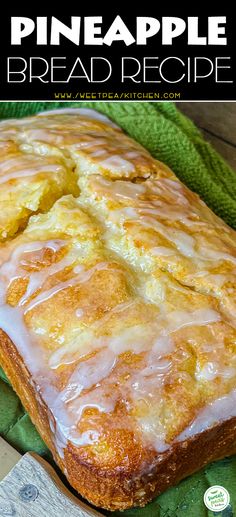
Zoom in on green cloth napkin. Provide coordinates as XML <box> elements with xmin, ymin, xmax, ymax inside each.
<box><xmin>0</xmin><ymin>101</ymin><xmax>235</xmax><ymax>517</ymax></box>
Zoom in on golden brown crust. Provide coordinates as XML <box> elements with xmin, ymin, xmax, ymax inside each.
<box><xmin>1</xmin><ymin>329</ymin><xmax>236</xmax><ymax>511</ymax></box>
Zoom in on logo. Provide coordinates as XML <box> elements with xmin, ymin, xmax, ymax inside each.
<box><xmin>204</xmin><ymin>485</ymin><xmax>230</xmax><ymax>512</ymax></box>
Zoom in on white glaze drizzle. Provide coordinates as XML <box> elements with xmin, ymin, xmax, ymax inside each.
<box><xmin>24</xmin><ymin>261</ymin><xmax>122</xmax><ymax>314</ymax></box>
<box><xmin>92</xmin><ymin>176</ymin><xmax>146</xmax><ymax>199</ymax></box>
<box><xmin>177</xmin><ymin>389</ymin><xmax>236</xmax><ymax>442</ymax></box>
<box><xmin>99</xmin><ymin>155</ymin><xmax>135</xmax><ymax>174</ymax></box>
<box><xmin>61</xmin><ymin>349</ymin><xmax>117</xmax><ymax>404</ymax></box>
<box><xmin>151</xmin><ymin>247</ymin><xmax>175</xmax><ymax>257</ymax></box>
<box><xmin>0</xmin><ymin>163</ymin><xmax>62</xmax><ymax>185</ymax></box>
<box><xmin>165</xmin><ymin>309</ymin><xmax>220</xmax><ymax>333</ymax></box>
<box><xmin>0</xmin><ymin>304</ymin><xmax>44</xmax><ymax>372</ymax></box>
<box><xmin>196</xmin><ymin>361</ymin><xmax>236</xmax><ymax>381</ymax></box>
<box><xmin>71</xmin><ymin>139</ymin><xmax>107</xmax><ymax>150</ymax></box>
<box><xmin>38</xmin><ymin>108</ymin><xmax>119</xmax><ymax>129</ymax></box>
<box><xmin>0</xmin><ymin>240</ymin><xmax>66</xmax><ymax>291</ymax></box>
<box><xmin>199</xmin><ymin>247</ymin><xmax>236</xmax><ymax>266</ymax></box>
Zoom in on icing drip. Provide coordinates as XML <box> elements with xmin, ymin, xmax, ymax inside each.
<box><xmin>60</xmin><ymin>349</ymin><xmax>117</xmax><ymax>403</ymax></box>
<box><xmin>100</xmin><ymin>156</ymin><xmax>135</xmax><ymax>174</ymax></box>
<box><xmin>0</xmin><ymin>162</ymin><xmax>62</xmax><ymax>185</ymax></box>
<box><xmin>177</xmin><ymin>389</ymin><xmax>236</xmax><ymax>442</ymax></box>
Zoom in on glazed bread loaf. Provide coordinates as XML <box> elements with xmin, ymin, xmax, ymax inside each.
<box><xmin>0</xmin><ymin>108</ymin><xmax>236</xmax><ymax>511</ymax></box>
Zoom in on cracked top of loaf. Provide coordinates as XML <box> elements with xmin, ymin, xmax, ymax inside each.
<box><xmin>0</xmin><ymin>108</ymin><xmax>235</xmax><ymax>473</ymax></box>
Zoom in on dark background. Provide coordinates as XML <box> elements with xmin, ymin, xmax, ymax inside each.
<box><xmin>0</xmin><ymin>7</ymin><xmax>235</xmax><ymax>101</ymax></box>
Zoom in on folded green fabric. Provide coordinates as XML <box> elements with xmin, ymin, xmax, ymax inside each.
<box><xmin>0</xmin><ymin>101</ymin><xmax>235</xmax><ymax>517</ymax></box>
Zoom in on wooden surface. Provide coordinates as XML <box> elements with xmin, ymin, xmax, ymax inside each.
<box><xmin>0</xmin><ymin>450</ymin><xmax>104</xmax><ymax>517</ymax></box>
<box><xmin>178</xmin><ymin>103</ymin><xmax>236</xmax><ymax>171</ymax></box>
<box><xmin>0</xmin><ymin>436</ymin><xmax>21</xmax><ymax>481</ymax></box>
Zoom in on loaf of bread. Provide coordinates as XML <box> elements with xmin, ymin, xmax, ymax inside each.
<box><xmin>0</xmin><ymin>108</ymin><xmax>235</xmax><ymax>511</ymax></box>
